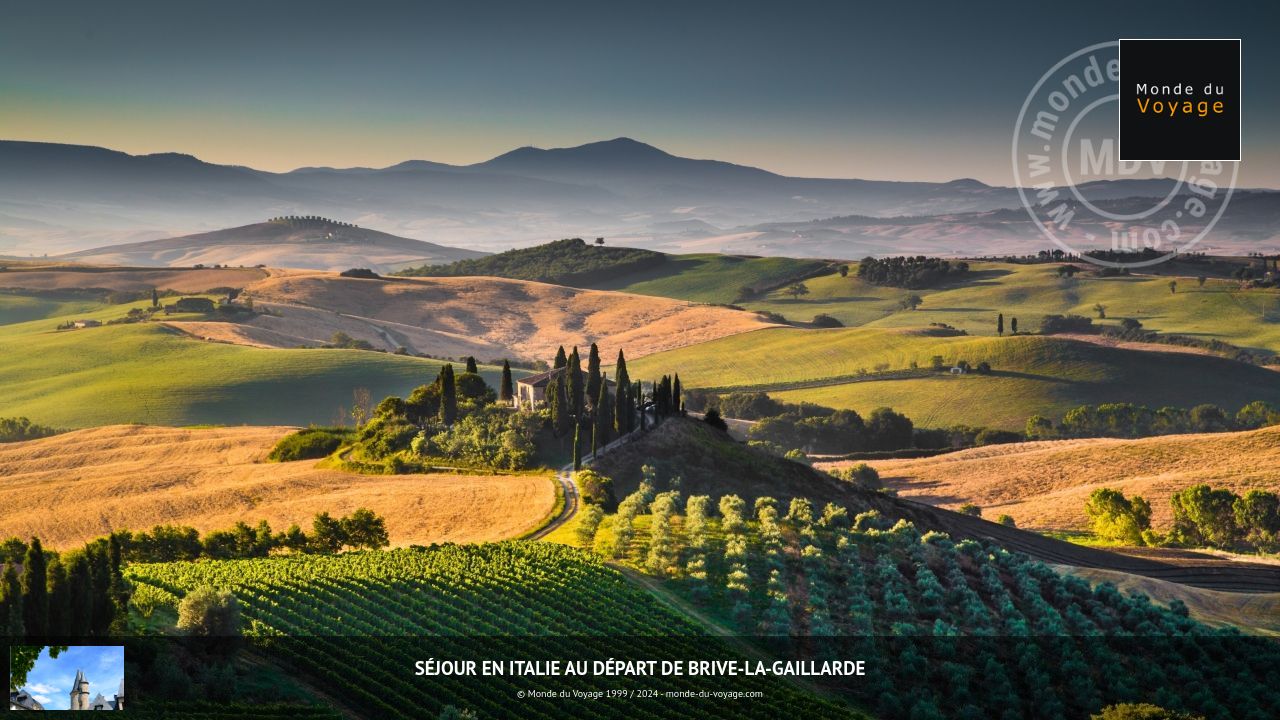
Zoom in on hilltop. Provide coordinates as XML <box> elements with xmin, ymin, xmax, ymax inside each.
<box><xmin>398</xmin><ymin>236</ymin><xmax>666</xmax><ymax>284</ymax></box>
<box><xmin>58</xmin><ymin>217</ymin><xmax>486</xmax><ymax>272</ymax></box>
<box><xmin>0</xmin><ymin>425</ymin><xmax>555</xmax><ymax>548</ymax></box>
<box><xmin>822</xmin><ymin>424</ymin><xmax>1280</xmax><ymax>532</ymax></box>
<box><xmin>175</xmin><ymin>270</ymin><xmax>778</xmax><ymax>362</ymax></box>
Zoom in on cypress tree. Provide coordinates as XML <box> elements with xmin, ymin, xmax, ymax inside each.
<box><xmin>499</xmin><ymin>360</ymin><xmax>514</xmax><ymax>403</ymax></box>
<box><xmin>586</xmin><ymin>343</ymin><xmax>602</xmax><ymax>409</ymax></box>
<box><xmin>22</xmin><ymin>537</ymin><xmax>48</xmax><ymax>637</ymax></box>
<box><xmin>46</xmin><ymin>557</ymin><xmax>69</xmax><ymax>634</ymax></box>
<box><xmin>1011</xmin><ymin>318</ymin><xmax>1018</xmax><ymax>334</ymax></box>
<box><xmin>567</xmin><ymin>347</ymin><xmax>585</xmax><ymax>419</ymax></box>
<box><xmin>572</xmin><ymin>420</ymin><xmax>582</xmax><ymax>471</ymax></box>
<box><xmin>553</xmin><ymin>346</ymin><xmax>567</xmax><ymax>369</ymax></box>
<box><xmin>89</xmin><ymin>544</ymin><xmax>113</xmax><ymax>636</ymax></box>
<box><xmin>673</xmin><ymin>374</ymin><xmax>682</xmax><ymax>415</ymax></box>
<box><xmin>638</xmin><ymin>382</ymin><xmax>648</xmax><ymax>431</ymax></box>
<box><xmin>67</xmin><ymin>552</ymin><xmax>92</xmax><ymax>637</ymax></box>
<box><xmin>997</xmin><ymin>313</ymin><xmax>1004</xmax><ymax>336</ymax></box>
<box><xmin>438</xmin><ymin>364</ymin><xmax>457</xmax><ymax>425</ymax></box>
<box><xmin>614</xmin><ymin>350</ymin><xmax>631</xmax><ymax>435</ymax></box>
<box><xmin>2</xmin><ymin>565</ymin><xmax>22</xmax><ymax>636</ymax></box>
<box><xmin>151</xmin><ymin>287</ymin><xmax>159</xmax><ymax>308</ymax></box>
<box><xmin>465</xmin><ymin>356</ymin><xmax>479</xmax><ymax>374</ymax></box>
<box><xmin>548</xmin><ymin>374</ymin><xmax>571</xmax><ymax>436</ymax></box>
<box><xmin>594</xmin><ymin>373</ymin><xmax>612</xmax><ymax>452</ymax></box>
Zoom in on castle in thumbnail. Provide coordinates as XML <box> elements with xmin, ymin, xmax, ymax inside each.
<box><xmin>8</xmin><ymin>669</ymin><xmax>123</xmax><ymax>711</ymax></box>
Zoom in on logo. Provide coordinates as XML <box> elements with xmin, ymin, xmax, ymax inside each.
<box><xmin>1012</xmin><ymin>41</ymin><xmax>1238</xmax><ymax>268</ymax></box>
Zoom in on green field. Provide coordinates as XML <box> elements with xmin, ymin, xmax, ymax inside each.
<box><xmin>0</xmin><ymin>306</ymin><xmax>506</xmax><ymax>428</ymax></box>
<box><xmin>126</xmin><ymin>543</ymin><xmax>860</xmax><ymax>719</ymax></box>
<box><xmin>0</xmin><ymin>293</ymin><xmax>107</xmax><ymax>324</ymax></box>
<box><xmin>586</xmin><ymin>253</ymin><xmax>830</xmax><ymax>304</ymax></box>
<box><xmin>631</xmin><ymin>327</ymin><xmax>1280</xmax><ymax>429</ymax></box>
<box><xmin>741</xmin><ymin>262</ymin><xmax>1280</xmax><ymax>352</ymax></box>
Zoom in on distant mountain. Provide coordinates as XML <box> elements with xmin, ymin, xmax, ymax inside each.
<box><xmin>1</xmin><ymin>138</ymin><xmax>1271</xmax><ymax>258</ymax></box>
<box><xmin>60</xmin><ymin>217</ymin><xmax>486</xmax><ymax>272</ymax></box>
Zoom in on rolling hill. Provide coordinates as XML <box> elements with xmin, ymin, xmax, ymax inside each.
<box><xmin>0</xmin><ymin>425</ymin><xmax>555</xmax><ymax>549</ymax></box>
<box><xmin>818</xmin><ymin>425</ymin><xmax>1280</xmax><ymax>532</ymax></box>
<box><xmin>59</xmin><ymin>217</ymin><xmax>485</xmax><ymax>272</ymax></box>
<box><xmin>8</xmin><ymin>137</ymin><xmax>1268</xmax><ymax>257</ymax></box>
<box><xmin>629</xmin><ymin>327</ymin><xmax>1280</xmax><ymax>429</ymax></box>
<box><xmin>175</xmin><ymin>270</ymin><xmax>778</xmax><ymax>363</ymax></box>
<box><xmin>0</xmin><ymin>307</ymin><xmax>495</xmax><ymax>427</ymax></box>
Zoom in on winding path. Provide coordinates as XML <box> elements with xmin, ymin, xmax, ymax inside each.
<box><xmin>525</xmin><ymin>465</ymin><xmax>578</xmax><ymax>540</ymax></box>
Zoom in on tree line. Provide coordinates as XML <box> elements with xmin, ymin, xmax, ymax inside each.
<box><xmin>0</xmin><ymin>535</ymin><xmax>127</xmax><ymax>637</ymax></box>
<box><xmin>1027</xmin><ymin>400</ymin><xmax>1280</xmax><ymax>440</ymax></box>
<box><xmin>1085</xmin><ymin>485</ymin><xmax>1280</xmax><ymax>551</ymax></box>
<box><xmin>856</xmin><ymin>256</ymin><xmax>970</xmax><ymax>289</ymax></box>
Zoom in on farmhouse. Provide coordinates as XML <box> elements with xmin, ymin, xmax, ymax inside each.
<box><xmin>167</xmin><ymin>297</ymin><xmax>216</xmax><ymax>313</ymax></box>
<box><xmin>514</xmin><ymin>367</ymin><xmax>615</xmax><ymax>410</ymax></box>
<box><xmin>72</xmin><ymin>319</ymin><xmax>101</xmax><ymax>329</ymax></box>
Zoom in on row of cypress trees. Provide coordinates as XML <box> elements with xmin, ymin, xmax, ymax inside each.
<box><xmin>0</xmin><ymin>535</ymin><xmax>128</xmax><ymax>638</ymax></box>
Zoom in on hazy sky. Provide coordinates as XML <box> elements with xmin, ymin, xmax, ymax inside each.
<box><xmin>3</xmin><ymin>0</ymin><xmax>1277</xmax><ymax>185</ymax></box>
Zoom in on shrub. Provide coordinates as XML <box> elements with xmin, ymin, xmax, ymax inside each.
<box><xmin>1039</xmin><ymin>314</ymin><xmax>1094</xmax><ymax>334</ymax></box>
<box><xmin>810</xmin><ymin>313</ymin><xmax>843</xmax><ymax>328</ymax></box>
<box><xmin>575</xmin><ymin>470</ymin><xmax>615</xmax><ymax>508</ymax></box>
<box><xmin>996</xmin><ymin>514</ymin><xmax>1016</xmax><ymax>527</ymax></box>
<box><xmin>957</xmin><ymin>504</ymin><xmax>982</xmax><ymax>517</ymax></box>
<box><xmin>974</xmin><ymin>428</ymin><xmax>1022</xmax><ymax>446</ymax></box>
<box><xmin>267</xmin><ymin>427</ymin><xmax>353</xmax><ymax>462</ymax></box>
<box><xmin>702</xmin><ymin>408</ymin><xmax>729</xmax><ymax>432</ymax></box>
<box><xmin>177</xmin><ymin>586</ymin><xmax>241</xmax><ymax>636</ymax></box>
<box><xmin>1085</xmin><ymin>488</ymin><xmax>1152</xmax><ymax>545</ymax></box>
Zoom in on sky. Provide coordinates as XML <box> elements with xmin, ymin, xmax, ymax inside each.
<box><xmin>1</xmin><ymin>0</ymin><xmax>1278</xmax><ymax>186</ymax></box>
<box><xmin>16</xmin><ymin>645</ymin><xmax>124</xmax><ymax>710</ymax></box>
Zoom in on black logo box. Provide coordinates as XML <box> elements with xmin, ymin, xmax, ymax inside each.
<box><xmin>1119</xmin><ymin>38</ymin><xmax>1241</xmax><ymax>161</ymax></box>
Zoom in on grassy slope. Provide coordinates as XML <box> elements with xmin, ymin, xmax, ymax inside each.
<box><xmin>0</xmin><ymin>305</ymin><xmax>500</xmax><ymax>427</ymax></box>
<box><xmin>821</xmin><ymin>424</ymin><xmax>1280</xmax><ymax>532</ymax></box>
<box><xmin>0</xmin><ymin>294</ymin><xmax>106</xmax><ymax>324</ymax></box>
<box><xmin>745</xmin><ymin>262</ymin><xmax>1280</xmax><ymax>352</ymax></box>
<box><xmin>631</xmin><ymin>327</ymin><xmax>1280</xmax><ymax>429</ymax></box>
<box><xmin>585</xmin><ymin>253</ymin><xmax>829</xmax><ymax>304</ymax></box>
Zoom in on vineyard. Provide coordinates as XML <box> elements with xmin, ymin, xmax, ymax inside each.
<box><xmin>125</xmin><ymin>543</ymin><xmax>864</xmax><ymax>719</ymax></box>
<box><xmin>583</xmin><ymin>480</ymin><xmax>1280</xmax><ymax>720</ymax></box>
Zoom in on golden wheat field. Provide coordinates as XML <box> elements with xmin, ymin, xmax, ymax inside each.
<box><xmin>817</xmin><ymin>426</ymin><xmax>1280</xmax><ymax>531</ymax></box>
<box><xmin>169</xmin><ymin>270</ymin><xmax>776</xmax><ymax>362</ymax></box>
<box><xmin>0</xmin><ymin>425</ymin><xmax>555</xmax><ymax>549</ymax></box>
<box><xmin>0</xmin><ymin>266</ymin><xmax>268</xmax><ymax>292</ymax></box>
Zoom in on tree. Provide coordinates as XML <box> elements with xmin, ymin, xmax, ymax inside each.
<box><xmin>613</xmin><ymin>350</ymin><xmax>631</xmax><ymax>435</ymax></box>
<box><xmin>572</xmin><ymin>421</ymin><xmax>582</xmax><ymax>471</ymax></box>
<box><xmin>957</xmin><ymin>504</ymin><xmax>982</xmax><ymax>517</ymax></box>
<box><xmin>499</xmin><ymin>360</ymin><xmax>513</xmax><ymax>403</ymax></box>
<box><xmin>592</xmin><ymin>373</ymin><xmax>612</xmax><ymax>453</ymax></box>
<box><xmin>900</xmin><ymin>294</ymin><xmax>923</xmax><ymax>310</ymax></box>
<box><xmin>784</xmin><ymin>282</ymin><xmax>810</xmax><ymax>300</ymax></box>
<box><xmin>1093</xmin><ymin>303</ymin><xmax>1106</xmax><ymax>319</ymax></box>
<box><xmin>575</xmin><ymin>470</ymin><xmax>614</xmax><ymax>507</ymax></box>
<box><xmin>177</xmin><ymin>586</ymin><xmax>241</xmax><ymax>636</ymax></box>
<box><xmin>566</xmin><ymin>347</ymin><xmax>585</xmax><ymax>418</ymax></box>
<box><xmin>1</xmin><ymin>564</ymin><xmax>22</xmax><ymax>635</ymax></box>
<box><xmin>1085</xmin><ymin>488</ymin><xmax>1151</xmax><ymax>544</ymax></box>
<box><xmin>997</xmin><ymin>514</ymin><xmax>1017</xmax><ymax>527</ymax></box>
<box><xmin>341</xmin><ymin>508</ymin><xmax>389</xmax><ymax>550</ymax></box>
<box><xmin>1233</xmin><ymin>489</ymin><xmax>1280</xmax><ymax>546</ymax></box>
<box><xmin>586</xmin><ymin>343</ymin><xmax>602</xmax><ymax>410</ymax></box>
<box><xmin>151</xmin><ymin>288</ymin><xmax>159</xmax><ymax>307</ymax></box>
<box><xmin>1168</xmin><ymin>279</ymin><xmax>1177</xmax><ymax>294</ymax></box>
<box><xmin>10</xmin><ymin>646</ymin><xmax>67</xmax><ymax>692</ymax></box>
<box><xmin>1234</xmin><ymin>400</ymin><xmax>1278</xmax><ymax>430</ymax></box>
<box><xmin>310</xmin><ymin>512</ymin><xmax>348</xmax><ymax>553</ymax></box>
<box><xmin>438</xmin><ymin>364</ymin><xmax>457</xmax><ymax>425</ymax></box>
<box><xmin>1196</xmin><ymin>275</ymin><xmax>1207</xmax><ymax>287</ymax></box>
<box><xmin>866</xmin><ymin>407</ymin><xmax>913</xmax><ymax>450</ymax></box>
<box><xmin>997</xmin><ymin>313</ymin><xmax>1004</xmax><ymax>335</ymax></box>
<box><xmin>21</xmin><ymin>538</ymin><xmax>48</xmax><ymax>637</ymax></box>
<box><xmin>838</xmin><ymin>265</ymin><xmax>849</xmax><ymax>277</ymax></box>
<box><xmin>454</xmin><ymin>371</ymin><xmax>492</xmax><ymax>403</ymax></box>
<box><xmin>672</xmin><ymin>373</ymin><xmax>682</xmax><ymax>414</ymax></box>
<box><xmin>1170</xmin><ymin>484</ymin><xmax>1238</xmax><ymax>547</ymax></box>
<box><xmin>553</xmin><ymin>346</ymin><xmax>567</xmax><ymax>369</ymax></box>
<box><xmin>1011</xmin><ymin>317</ymin><xmax>1018</xmax><ymax>333</ymax></box>
<box><xmin>1188</xmin><ymin>403</ymin><xmax>1227</xmax><ymax>432</ymax></box>
<box><xmin>1025</xmin><ymin>414</ymin><xmax>1055</xmax><ymax>439</ymax></box>
<box><xmin>465</xmin><ymin>356</ymin><xmax>478</xmax><ymax>374</ymax></box>
<box><xmin>702</xmin><ymin>408</ymin><xmax>728</xmax><ymax>431</ymax></box>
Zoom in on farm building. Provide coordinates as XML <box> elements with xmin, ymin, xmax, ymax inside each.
<box><xmin>168</xmin><ymin>297</ymin><xmax>216</xmax><ymax>313</ymax></box>
<box><xmin>72</xmin><ymin>319</ymin><xmax>101</xmax><ymax>328</ymax></box>
<box><xmin>514</xmin><ymin>367</ymin><xmax>615</xmax><ymax>410</ymax></box>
